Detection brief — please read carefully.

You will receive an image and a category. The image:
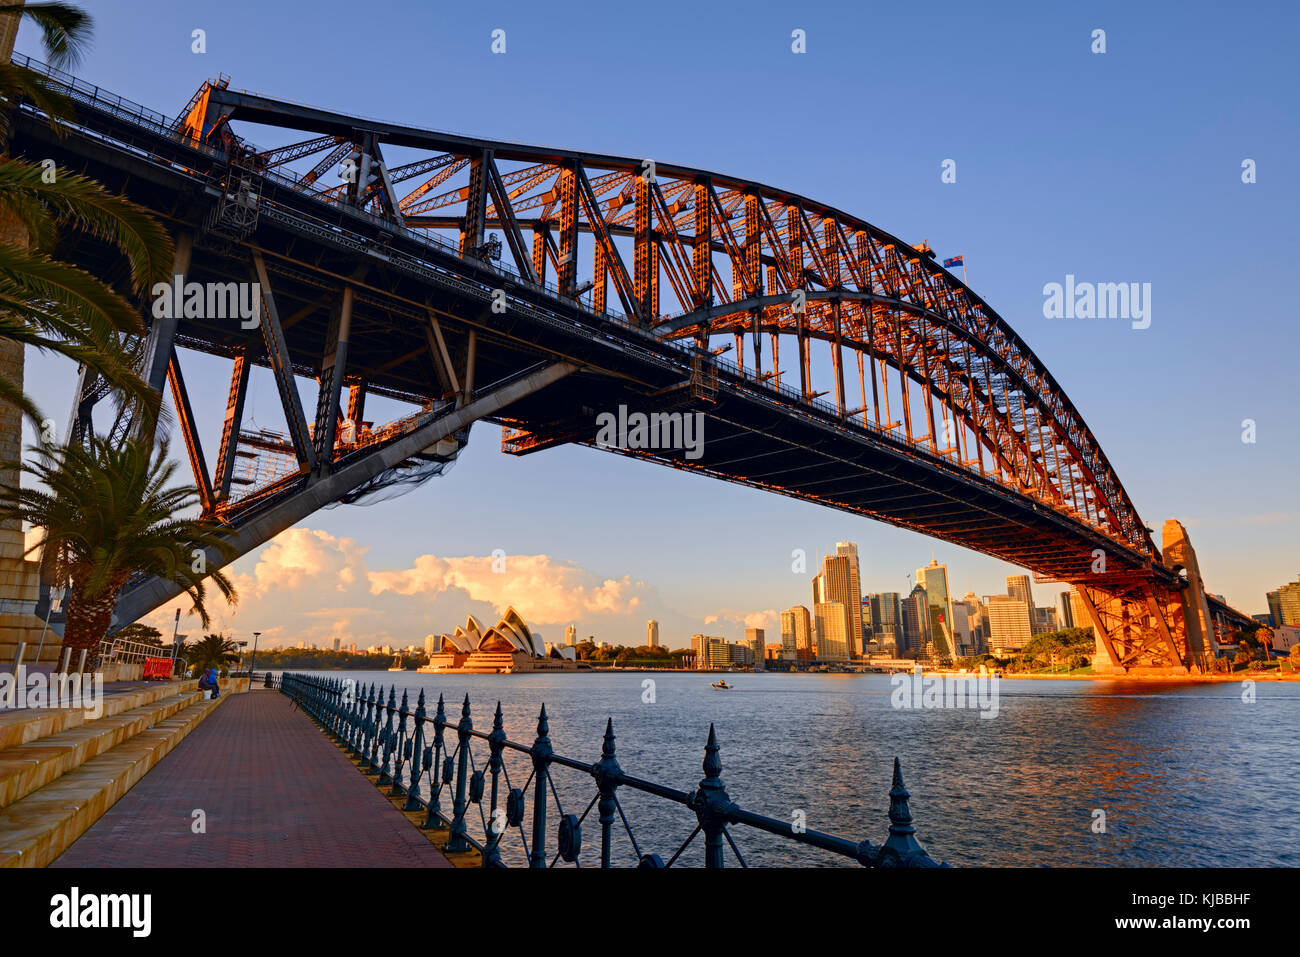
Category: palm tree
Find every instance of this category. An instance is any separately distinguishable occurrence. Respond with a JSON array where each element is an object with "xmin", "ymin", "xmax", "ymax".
[
  {"xmin": 1, "ymin": 2, "xmax": 169, "ymax": 424},
  {"xmin": 0, "ymin": 436, "xmax": 238, "ymax": 657},
  {"xmin": 184, "ymin": 633, "xmax": 242, "ymax": 675}
]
